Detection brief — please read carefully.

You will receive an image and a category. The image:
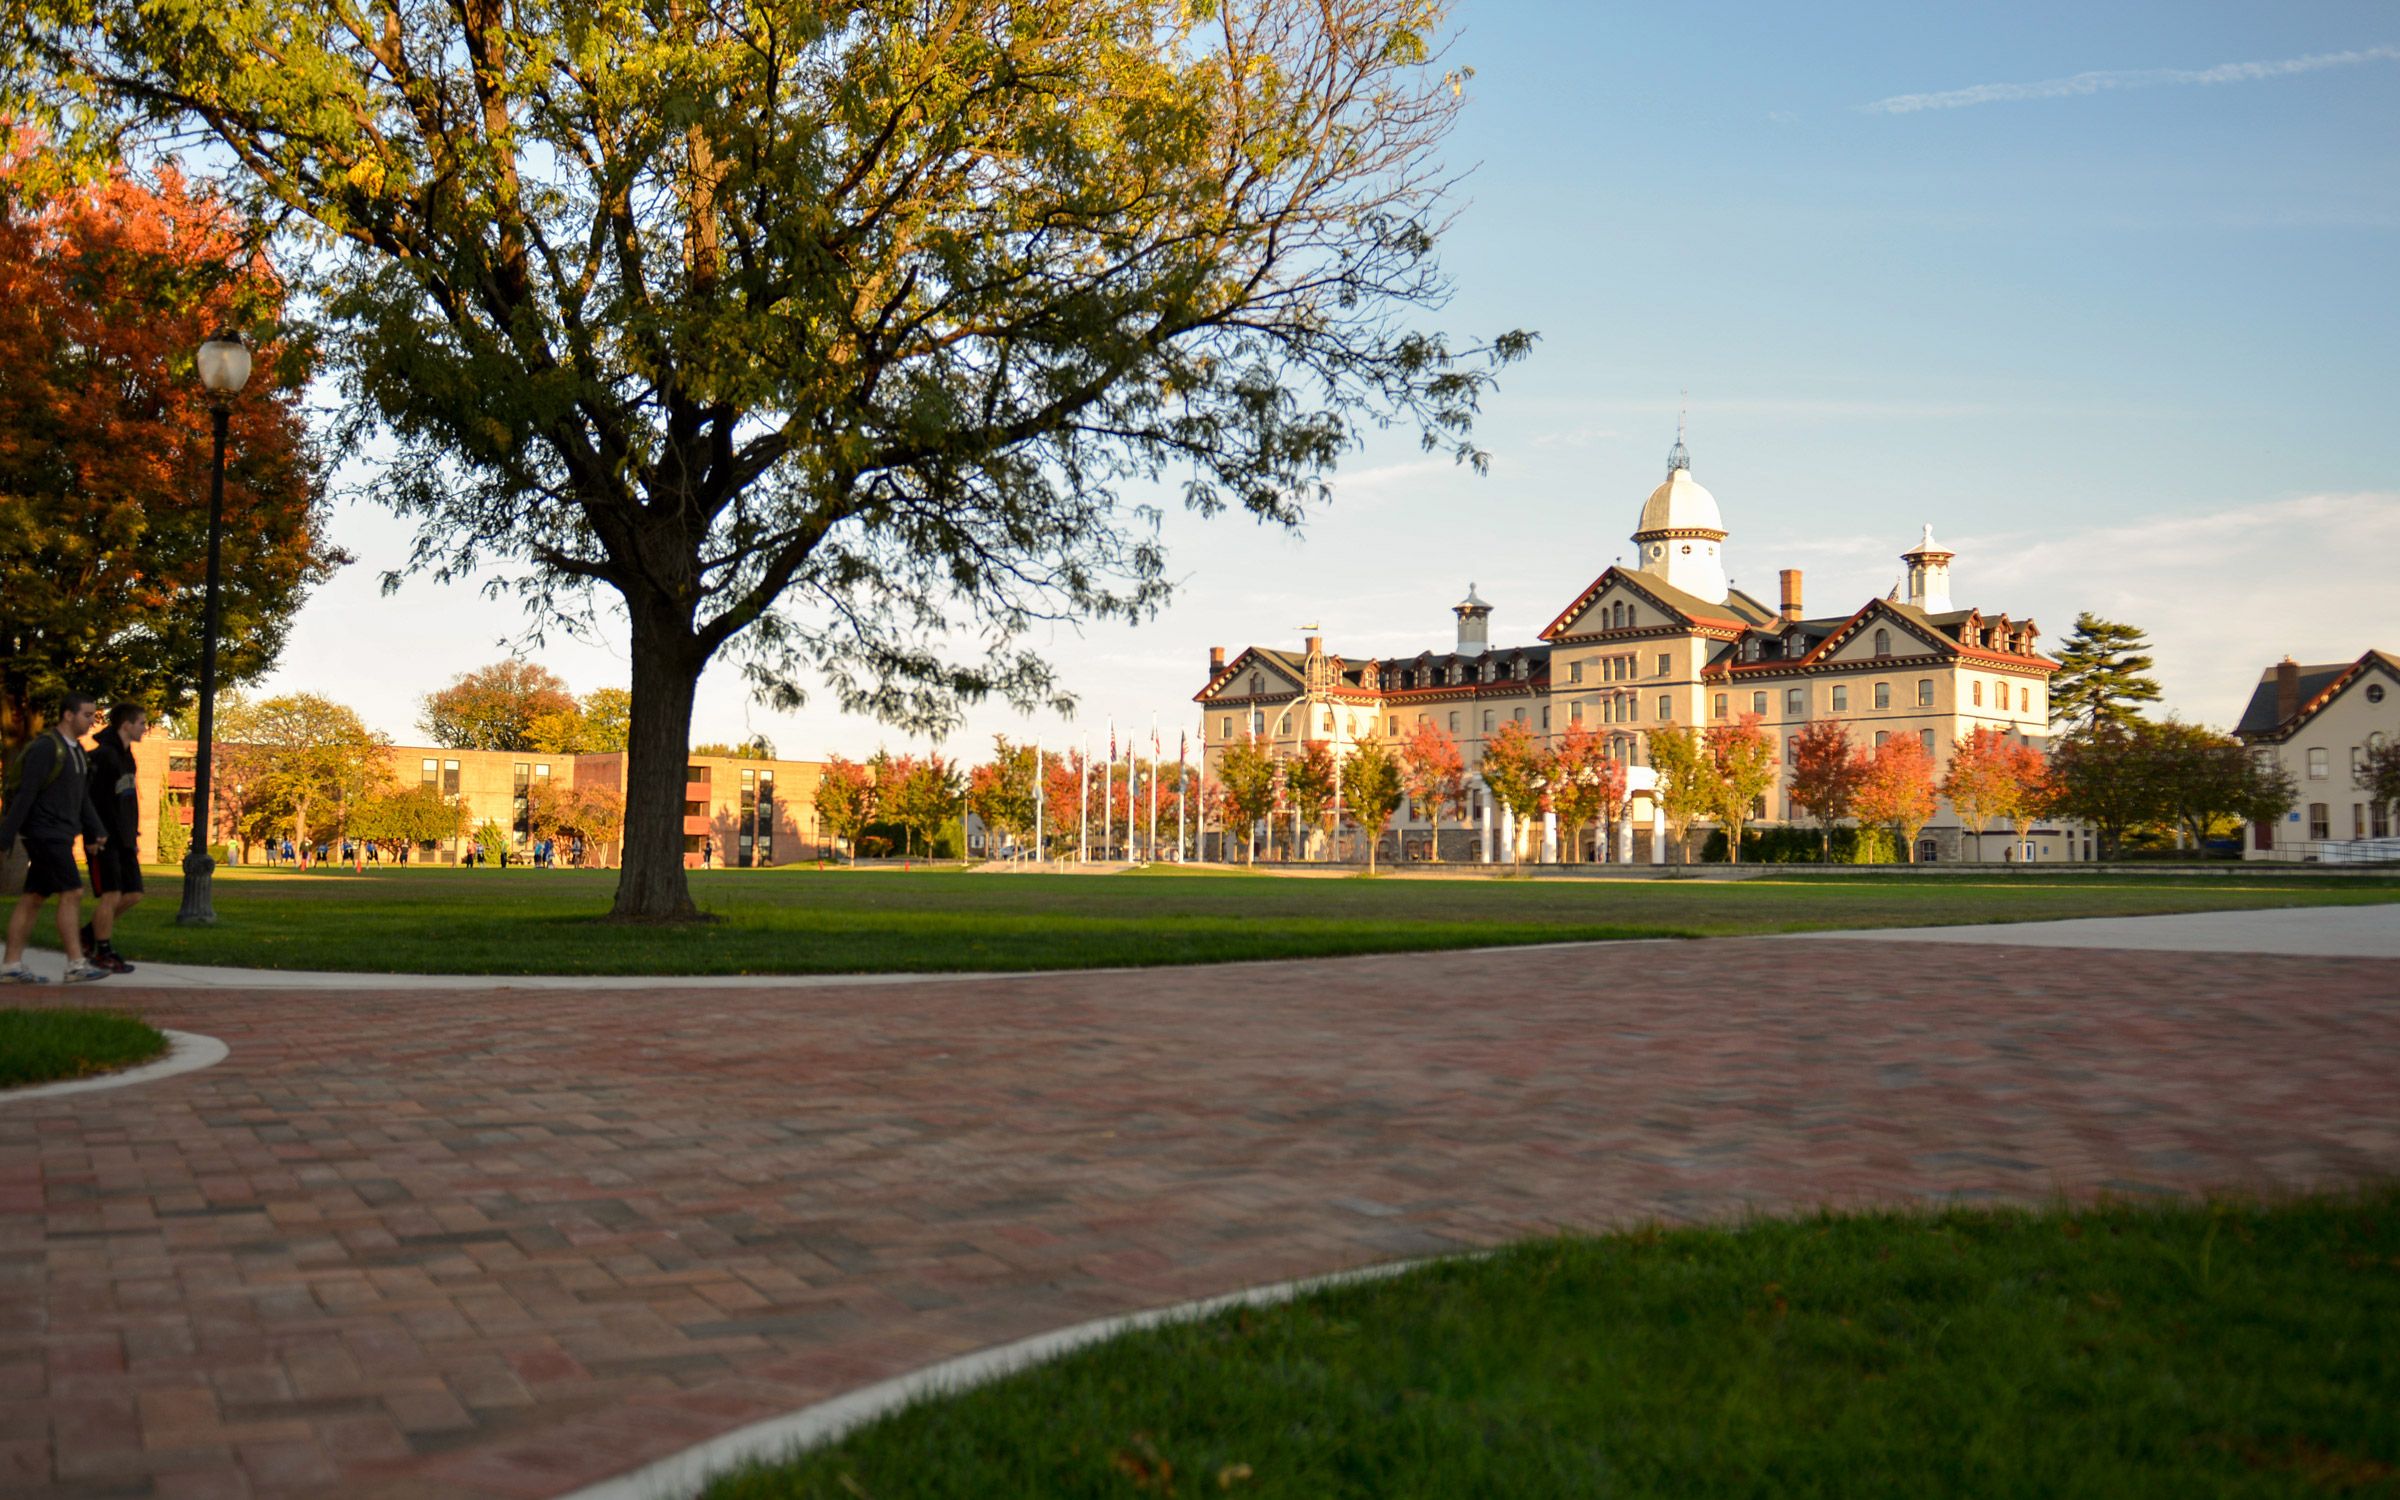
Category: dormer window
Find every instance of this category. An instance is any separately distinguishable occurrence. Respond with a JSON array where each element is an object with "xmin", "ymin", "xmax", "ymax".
[
  {"xmin": 1249, "ymin": 673, "xmax": 1262, "ymax": 695},
  {"xmin": 1873, "ymin": 628, "xmax": 1890, "ymax": 657}
]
